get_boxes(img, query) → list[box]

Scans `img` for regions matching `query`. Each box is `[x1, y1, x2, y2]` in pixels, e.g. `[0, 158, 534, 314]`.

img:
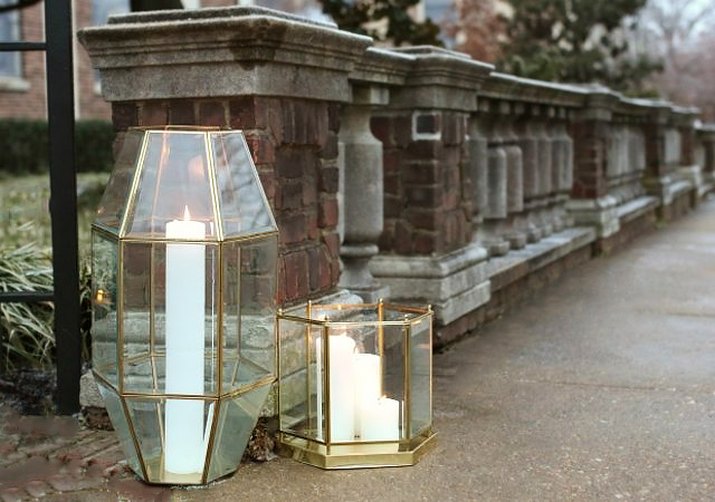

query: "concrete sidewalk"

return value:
[4, 198, 715, 501]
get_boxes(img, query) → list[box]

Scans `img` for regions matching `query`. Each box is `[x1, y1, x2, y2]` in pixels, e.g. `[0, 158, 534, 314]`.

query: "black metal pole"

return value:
[45, 0, 80, 414]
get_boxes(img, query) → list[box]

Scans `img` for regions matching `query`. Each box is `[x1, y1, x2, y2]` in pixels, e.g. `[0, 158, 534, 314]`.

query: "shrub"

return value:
[0, 235, 54, 371]
[0, 119, 114, 176]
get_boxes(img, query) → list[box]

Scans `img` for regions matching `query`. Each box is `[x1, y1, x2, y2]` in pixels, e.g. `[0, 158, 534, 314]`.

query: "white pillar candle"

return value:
[353, 353, 381, 437]
[316, 333, 356, 442]
[360, 396, 400, 442]
[164, 207, 206, 475]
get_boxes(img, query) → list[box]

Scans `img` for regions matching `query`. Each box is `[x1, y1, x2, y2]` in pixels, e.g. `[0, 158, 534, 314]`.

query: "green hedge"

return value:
[0, 119, 115, 176]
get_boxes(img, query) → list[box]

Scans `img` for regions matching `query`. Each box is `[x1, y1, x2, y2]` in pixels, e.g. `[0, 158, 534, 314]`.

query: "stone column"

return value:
[466, 113, 489, 241]
[481, 106, 511, 256]
[553, 111, 574, 228]
[516, 110, 543, 243]
[501, 105, 527, 249]
[338, 85, 390, 301]
[535, 109, 555, 237]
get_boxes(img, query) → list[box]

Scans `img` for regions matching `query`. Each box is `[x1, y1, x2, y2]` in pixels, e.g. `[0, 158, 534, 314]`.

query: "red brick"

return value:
[407, 140, 442, 159]
[370, 116, 392, 146]
[139, 101, 168, 126]
[407, 208, 441, 231]
[245, 132, 276, 165]
[319, 165, 339, 193]
[306, 209, 319, 240]
[283, 250, 309, 302]
[198, 100, 227, 127]
[303, 178, 318, 206]
[394, 115, 412, 148]
[168, 99, 195, 125]
[322, 232, 340, 259]
[275, 181, 303, 210]
[307, 246, 321, 292]
[319, 131, 339, 160]
[394, 220, 413, 254]
[278, 211, 307, 246]
[229, 96, 257, 129]
[318, 197, 338, 228]
[442, 112, 467, 146]
[276, 147, 311, 179]
[414, 231, 437, 254]
[384, 194, 403, 218]
[404, 161, 440, 184]
[405, 184, 442, 207]
[112, 102, 138, 131]
[328, 102, 341, 133]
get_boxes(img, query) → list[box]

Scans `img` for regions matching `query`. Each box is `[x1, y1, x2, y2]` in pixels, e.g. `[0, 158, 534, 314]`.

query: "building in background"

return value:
[0, 0, 453, 120]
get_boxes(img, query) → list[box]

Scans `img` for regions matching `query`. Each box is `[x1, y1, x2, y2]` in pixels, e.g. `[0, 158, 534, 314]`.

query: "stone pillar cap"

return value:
[79, 7, 373, 102]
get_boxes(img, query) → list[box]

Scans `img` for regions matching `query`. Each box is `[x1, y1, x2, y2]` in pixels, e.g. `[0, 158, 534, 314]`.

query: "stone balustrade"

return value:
[79, 6, 713, 360]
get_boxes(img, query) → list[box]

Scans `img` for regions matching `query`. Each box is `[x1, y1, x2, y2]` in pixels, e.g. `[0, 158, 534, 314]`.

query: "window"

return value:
[0, 0, 21, 78]
[92, 0, 130, 26]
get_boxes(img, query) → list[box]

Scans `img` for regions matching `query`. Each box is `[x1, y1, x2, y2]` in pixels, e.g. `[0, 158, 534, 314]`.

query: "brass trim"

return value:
[120, 395, 150, 481]
[278, 431, 437, 470]
[114, 229, 279, 245]
[117, 241, 125, 395]
[119, 132, 150, 239]
[201, 399, 222, 484]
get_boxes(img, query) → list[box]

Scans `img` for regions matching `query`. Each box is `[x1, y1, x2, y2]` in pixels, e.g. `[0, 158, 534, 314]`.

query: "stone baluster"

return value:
[535, 109, 554, 237]
[338, 85, 390, 301]
[466, 114, 489, 240]
[500, 105, 527, 249]
[516, 109, 543, 243]
[553, 111, 574, 228]
[481, 104, 510, 256]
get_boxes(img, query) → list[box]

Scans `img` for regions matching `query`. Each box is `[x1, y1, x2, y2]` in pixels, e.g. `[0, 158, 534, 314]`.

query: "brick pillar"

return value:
[369, 47, 493, 330]
[80, 8, 373, 310]
[566, 88, 620, 238]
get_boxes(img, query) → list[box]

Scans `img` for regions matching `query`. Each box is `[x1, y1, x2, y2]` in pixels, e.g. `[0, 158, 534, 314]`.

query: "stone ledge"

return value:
[616, 195, 659, 224]
[370, 242, 490, 325]
[487, 227, 596, 292]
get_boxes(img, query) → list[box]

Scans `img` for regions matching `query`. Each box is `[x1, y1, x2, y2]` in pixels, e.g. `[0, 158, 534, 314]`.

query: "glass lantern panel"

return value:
[124, 131, 218, 240]
[379, 323, 407, 442]
[123, 242, 220, 396]
[207, 384, 271, 482]
[211, 132, 276, 238]
[277, 317, 309, 437]
[92, 231, 119, 387]
[408, 316, 432, 438]
[221, 236, 277, 395]
[94, 129, 144, 234]
[125, 397, 214, 484]
[95, 380, 142, 476]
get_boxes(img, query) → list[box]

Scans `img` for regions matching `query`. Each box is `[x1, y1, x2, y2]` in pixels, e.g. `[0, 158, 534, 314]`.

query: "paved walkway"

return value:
[3, 198, 715, 501]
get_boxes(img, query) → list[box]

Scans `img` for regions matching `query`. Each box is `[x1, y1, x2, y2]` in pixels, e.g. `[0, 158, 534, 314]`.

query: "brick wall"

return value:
[372, 110, 472, 255]
[0, 2, 45, 119]
[111, 96, 341, 306]
[570, 120, 609, 199]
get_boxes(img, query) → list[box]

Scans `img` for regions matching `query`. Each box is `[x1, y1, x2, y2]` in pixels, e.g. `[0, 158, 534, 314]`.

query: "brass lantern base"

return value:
[278, 430, 437, 469]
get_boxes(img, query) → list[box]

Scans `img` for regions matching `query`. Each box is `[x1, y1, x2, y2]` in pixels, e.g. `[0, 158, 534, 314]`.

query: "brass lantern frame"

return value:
[91, 126, 279, 485]
[277, 300, 437, 469]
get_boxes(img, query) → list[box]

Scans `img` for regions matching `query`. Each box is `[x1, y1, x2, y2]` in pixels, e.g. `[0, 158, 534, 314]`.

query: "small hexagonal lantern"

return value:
[91, 127, 278, 485]
[277, 301, 436, 469]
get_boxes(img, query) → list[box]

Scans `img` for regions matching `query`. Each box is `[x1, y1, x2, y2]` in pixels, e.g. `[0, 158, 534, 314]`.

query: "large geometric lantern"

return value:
[91, 127, 278, 485]
[277, 301, 436, 469]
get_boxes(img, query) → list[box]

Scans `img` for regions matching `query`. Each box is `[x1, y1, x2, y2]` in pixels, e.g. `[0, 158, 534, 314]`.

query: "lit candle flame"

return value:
[183, 205, 191, 221]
